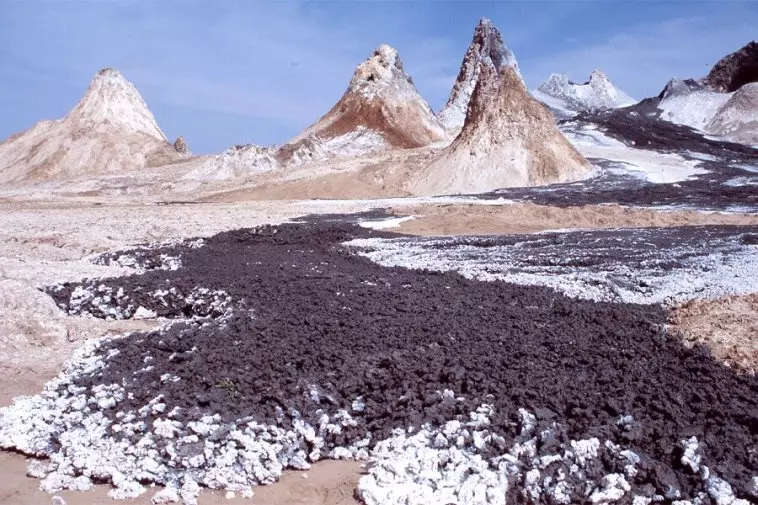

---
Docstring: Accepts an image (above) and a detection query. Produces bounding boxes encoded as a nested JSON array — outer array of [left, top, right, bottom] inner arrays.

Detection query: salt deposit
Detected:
[[346, 225, 758, 305]]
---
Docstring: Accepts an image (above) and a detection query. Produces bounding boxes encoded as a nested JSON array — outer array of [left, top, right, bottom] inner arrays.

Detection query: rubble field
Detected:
[[1, 216, 756, 505]]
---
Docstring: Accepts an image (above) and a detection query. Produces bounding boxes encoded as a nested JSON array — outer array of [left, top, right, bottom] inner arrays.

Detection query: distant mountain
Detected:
[[439, 18, 522, 133], [627, 41, 758, 145], [0, 68, 188, 184], [532, 70, 636, 118], [407, 64, 591, 196]]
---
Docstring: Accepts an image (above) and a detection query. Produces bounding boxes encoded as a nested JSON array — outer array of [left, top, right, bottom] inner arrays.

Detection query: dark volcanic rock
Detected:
[[702, 41, 758, 92], [48, 217, 758, 502], [473, 110, 758, 212], [658, 78, 704, 99]]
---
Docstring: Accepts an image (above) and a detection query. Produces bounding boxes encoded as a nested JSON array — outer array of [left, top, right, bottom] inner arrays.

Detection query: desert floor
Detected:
[[1, 197, 756, 504]]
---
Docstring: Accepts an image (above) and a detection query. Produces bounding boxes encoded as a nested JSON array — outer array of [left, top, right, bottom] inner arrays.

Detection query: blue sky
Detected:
[[1, 1, 757, 154]]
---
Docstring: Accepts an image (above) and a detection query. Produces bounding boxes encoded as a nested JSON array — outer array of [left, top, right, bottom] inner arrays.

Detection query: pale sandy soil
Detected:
[[0, 452, 361, 505], [1, 197, 757, 504], [668, 294, 758, 375], [390, 202, 758, 235], [202, 148, 436, 202]]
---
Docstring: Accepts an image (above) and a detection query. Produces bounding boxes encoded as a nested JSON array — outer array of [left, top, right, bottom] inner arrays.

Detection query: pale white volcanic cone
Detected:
[[0, 68, 187, 184], [706, 82, 758, 145]]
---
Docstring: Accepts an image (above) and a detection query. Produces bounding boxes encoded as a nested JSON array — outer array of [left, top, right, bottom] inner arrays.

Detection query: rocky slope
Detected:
[[702, 41, 758, 92], [182, 136, 331, 182], [0, 68, 188, 184], [438, 18, 522, 133], [649, 76, 758, 144], [407, 65, 591, 195], [183, 144, 279, 182], [532, 70, 636, 117], [655, 78, 732, 131], [706, 82, 758, 145], [288, 44, 448, 155], [623, 41, 758, 144]]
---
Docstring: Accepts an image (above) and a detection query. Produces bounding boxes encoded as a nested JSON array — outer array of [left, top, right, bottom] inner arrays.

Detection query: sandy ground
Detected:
[[391, 202, 758, 235], [0, 361, 361, 505], [1, 197, 757, 504], [0, 452, 361, 505], [669, 294, 758, 375], [202, 148, 435, 202]]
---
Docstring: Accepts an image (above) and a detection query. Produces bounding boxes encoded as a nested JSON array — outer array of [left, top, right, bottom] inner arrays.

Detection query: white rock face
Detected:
[[705, 82, 758, 144], [656, 78, 733, 132], [0, 68, 187, 184], [439, 18, 522, 133], [288, 44, 448, 154], [183, 144, 278, 182], [532, 70, 636, 117], [69, 68, 167, 139], [407, 65, 591, 196]]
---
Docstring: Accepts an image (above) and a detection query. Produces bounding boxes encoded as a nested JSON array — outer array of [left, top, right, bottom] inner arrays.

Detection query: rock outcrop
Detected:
[[532, 70, 636, 117], [654, 78, 732, 131], [407, 65, 592, 196], [184, 144, 278, 182], [627, 41, 758, 141], [0, 68, 187, 184], [173, 136, 190, 155], [439, 18, 522, 133], [702, 41, 758, 93], [288, 44, 448, 155], [706, 82, 758, 144], [183, 135, 335, 182]]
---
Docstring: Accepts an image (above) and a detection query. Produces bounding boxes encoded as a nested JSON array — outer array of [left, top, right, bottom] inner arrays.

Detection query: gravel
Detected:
[[1, 217, 755, 504]]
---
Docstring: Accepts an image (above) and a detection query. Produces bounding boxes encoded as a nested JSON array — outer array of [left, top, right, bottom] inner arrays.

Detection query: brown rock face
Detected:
[[287, 45, 448, 153], [438, 18, 522, 132], [173, 136, 189, 154], [406, 65, 591, 196], [702, 41, 758, 92]]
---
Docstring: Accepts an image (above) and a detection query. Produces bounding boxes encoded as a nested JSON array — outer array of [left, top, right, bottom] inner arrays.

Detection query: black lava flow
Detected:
[[48, 218, 758, 501], [470, 112, 758, 212]]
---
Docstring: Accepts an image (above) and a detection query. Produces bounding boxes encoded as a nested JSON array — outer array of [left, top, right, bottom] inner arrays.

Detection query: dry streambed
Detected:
[[0, 217, 756, 505]]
